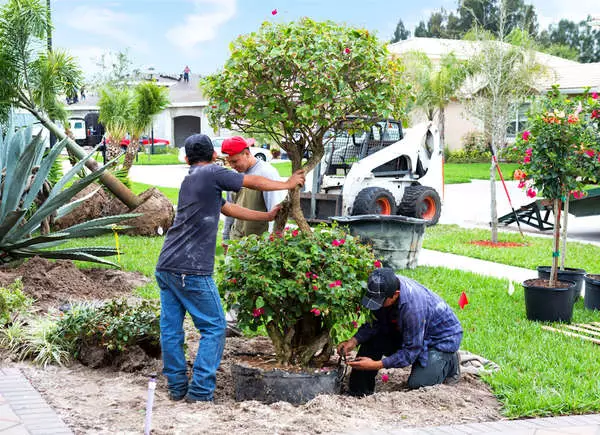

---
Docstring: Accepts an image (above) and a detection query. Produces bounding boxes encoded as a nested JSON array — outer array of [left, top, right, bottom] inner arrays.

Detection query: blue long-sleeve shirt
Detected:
[[353, 276, 463, 369]]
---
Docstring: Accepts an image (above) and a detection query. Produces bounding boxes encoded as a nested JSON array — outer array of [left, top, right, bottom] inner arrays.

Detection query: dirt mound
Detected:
[[0, 257, 150, 311]]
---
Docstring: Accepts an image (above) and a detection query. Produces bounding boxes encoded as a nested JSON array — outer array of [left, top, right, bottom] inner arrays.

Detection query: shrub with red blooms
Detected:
[[218, 223, 377, 367], [513, 86, 600, 284]]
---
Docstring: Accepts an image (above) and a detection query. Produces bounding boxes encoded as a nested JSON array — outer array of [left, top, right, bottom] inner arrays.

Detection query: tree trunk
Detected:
[[35, 111, 142, 209], [560, 196, 569, 271], [439, 107, 446, 148], [490, 156, 498, 243], [122, 136, 139, 172], [550, 198, 562, 287]]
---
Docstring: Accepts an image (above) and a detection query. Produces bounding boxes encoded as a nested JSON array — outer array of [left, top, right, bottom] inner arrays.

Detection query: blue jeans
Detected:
[[155, 271, 226, 401]]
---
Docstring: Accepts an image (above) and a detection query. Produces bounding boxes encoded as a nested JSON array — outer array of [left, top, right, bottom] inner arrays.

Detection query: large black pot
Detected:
[[584, 274, 600, 311], [231, 362, 342, 405], [523, 278, 576, 323], [537, 266, 586, 300]]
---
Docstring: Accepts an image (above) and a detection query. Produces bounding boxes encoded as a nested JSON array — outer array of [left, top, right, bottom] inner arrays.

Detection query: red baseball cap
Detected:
[[221, 136, 256, 155]]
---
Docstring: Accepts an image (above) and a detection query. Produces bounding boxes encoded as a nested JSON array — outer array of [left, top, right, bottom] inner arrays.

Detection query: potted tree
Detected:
[[220, 224, 378, 403], [514, 86, 600, 322], [202, 18, 409, 403]]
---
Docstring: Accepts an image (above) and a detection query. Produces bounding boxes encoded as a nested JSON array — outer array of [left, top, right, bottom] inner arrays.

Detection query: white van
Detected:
[[68, 117, 86, 146]]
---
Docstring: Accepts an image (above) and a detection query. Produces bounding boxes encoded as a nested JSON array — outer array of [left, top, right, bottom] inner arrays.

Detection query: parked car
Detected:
[[178, 136, 272, 163], [120, 136, 170, 147]]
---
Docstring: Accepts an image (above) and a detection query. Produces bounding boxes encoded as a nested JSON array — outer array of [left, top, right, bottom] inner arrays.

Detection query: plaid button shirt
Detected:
[[353, 276, 463, 369]]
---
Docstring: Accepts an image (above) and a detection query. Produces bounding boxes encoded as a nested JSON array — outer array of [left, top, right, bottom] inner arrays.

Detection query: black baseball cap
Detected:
[[362, 267, 400, 310], [184, 134, 214, 163]]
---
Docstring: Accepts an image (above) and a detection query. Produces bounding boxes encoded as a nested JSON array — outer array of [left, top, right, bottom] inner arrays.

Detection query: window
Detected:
[[506, 103, 530, 137]]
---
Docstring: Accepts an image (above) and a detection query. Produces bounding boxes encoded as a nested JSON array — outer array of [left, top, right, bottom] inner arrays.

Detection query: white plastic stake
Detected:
[[144, 374, 157, 435]]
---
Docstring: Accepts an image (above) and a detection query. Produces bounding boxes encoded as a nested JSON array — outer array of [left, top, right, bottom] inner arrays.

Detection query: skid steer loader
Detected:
[[299, 120, 444, 225]]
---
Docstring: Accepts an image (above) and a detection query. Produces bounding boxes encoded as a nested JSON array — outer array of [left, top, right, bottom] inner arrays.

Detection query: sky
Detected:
[[37, 0, 600, 79]]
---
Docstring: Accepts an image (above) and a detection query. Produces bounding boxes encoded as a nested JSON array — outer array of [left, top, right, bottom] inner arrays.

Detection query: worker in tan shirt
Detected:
[[221, 136, 285, 252]]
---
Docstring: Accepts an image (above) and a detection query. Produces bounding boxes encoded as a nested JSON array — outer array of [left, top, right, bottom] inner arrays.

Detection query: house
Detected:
[[388, 37, 600, 150], [67, 73, 221, 148]]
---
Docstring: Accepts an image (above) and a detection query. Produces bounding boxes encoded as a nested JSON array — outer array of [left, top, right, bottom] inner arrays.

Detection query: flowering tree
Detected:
[[220, 224, 377, 367], [201, 18, 409, 233], [514, 86, 600, 286]]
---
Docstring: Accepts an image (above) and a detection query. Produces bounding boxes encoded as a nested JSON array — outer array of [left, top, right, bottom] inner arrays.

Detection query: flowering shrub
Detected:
[[513, 86, 600, 284], [219, 223, 377, 367]]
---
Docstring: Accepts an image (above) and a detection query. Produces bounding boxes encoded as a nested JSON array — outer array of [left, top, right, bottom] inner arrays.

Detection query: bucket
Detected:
[[332, 214, 426, 269]]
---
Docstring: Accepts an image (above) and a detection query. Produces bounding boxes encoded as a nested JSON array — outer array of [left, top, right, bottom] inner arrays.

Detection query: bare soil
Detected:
[[469, 240, 529, 248], [1, 258, 504, 434]]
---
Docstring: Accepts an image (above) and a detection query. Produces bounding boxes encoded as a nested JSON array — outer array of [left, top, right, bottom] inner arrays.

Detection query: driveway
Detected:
[[129, 165, 600, 244]]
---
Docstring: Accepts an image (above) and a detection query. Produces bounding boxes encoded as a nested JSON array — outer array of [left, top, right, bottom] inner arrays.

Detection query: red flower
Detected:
[[517, 180, 526, 189], [211, 105, 217, 109], [592, 92, 599, 100], [351, 321, 358, 329], [292, 229, 299, 237], [374, 260, 382, 268], [224, 99, 228, 103], [525, 148, 533, 156], [344, 47, 351, 54], [269, 234, 275, 242], [335, 280, 342, 286], [523, 155, 531, 164], [572, 191, 586, 199], [585, 149, 595, 158], [331, 239, 340, 246], [310, 308, 321, 316], [526, 188, 537, 198], [522, 131, 531, 141], [305, 272, 312, 278], [329, 282, 336, 288], [229, 278, 237, 284], [271, 8, 277, 15], [591, 110, 599, 119], [339, 239, 346, 245], [567, 114, 579, 124], [252, 308, 265, 317], [381, 374, 389, 383], [312, 273, 319, 279], [312, 285, 318, 291]]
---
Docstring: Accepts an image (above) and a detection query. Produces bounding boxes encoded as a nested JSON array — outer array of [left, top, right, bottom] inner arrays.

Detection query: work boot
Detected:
[[444, 351, 461, 385]]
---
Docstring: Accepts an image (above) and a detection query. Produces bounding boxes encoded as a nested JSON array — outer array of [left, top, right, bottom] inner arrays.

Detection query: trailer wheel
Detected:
[[351, 187, 396, 215], [398, 185, 441, 225]]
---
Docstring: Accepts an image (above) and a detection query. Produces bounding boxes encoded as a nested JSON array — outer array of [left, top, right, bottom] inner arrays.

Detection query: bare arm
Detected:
[[221, 202, 281, 222], [243, 170, 305, 191]]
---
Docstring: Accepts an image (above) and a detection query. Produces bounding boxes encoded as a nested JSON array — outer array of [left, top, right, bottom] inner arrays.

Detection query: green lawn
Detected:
[[130, 181, 179, 204], [444, 162, 520, 184], [423, 224, 600, 274]]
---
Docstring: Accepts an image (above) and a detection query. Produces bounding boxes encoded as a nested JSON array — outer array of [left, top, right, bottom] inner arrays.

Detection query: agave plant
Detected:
[[0, 124, 138, 266]]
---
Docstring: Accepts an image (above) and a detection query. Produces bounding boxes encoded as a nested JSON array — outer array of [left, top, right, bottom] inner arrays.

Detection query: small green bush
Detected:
[[445, 131, 492, 163], [55, 299, 160, 355], [0, 279, 32, 326]]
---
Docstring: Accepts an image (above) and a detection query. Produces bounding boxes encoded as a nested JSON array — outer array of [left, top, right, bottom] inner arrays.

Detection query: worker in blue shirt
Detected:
[[337, 267, 463, 395]]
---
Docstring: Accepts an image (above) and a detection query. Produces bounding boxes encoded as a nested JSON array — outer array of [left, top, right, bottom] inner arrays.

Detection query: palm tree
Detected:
[[125, 82, 170, 172], [98, 86, 134, 162], [400, 50, 468, 147], [0, 0, 141, 209]]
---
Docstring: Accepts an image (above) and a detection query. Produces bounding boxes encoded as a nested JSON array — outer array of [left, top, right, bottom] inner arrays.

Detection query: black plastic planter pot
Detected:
[[537, 266, 586, 300], [584, 274, 600, 311], [231, 362, 342, 405], [523, 278, 576, 323], [331, 214, 426, 269]]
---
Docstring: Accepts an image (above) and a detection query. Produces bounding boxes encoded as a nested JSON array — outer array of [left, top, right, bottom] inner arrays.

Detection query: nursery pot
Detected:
[[523, 278, 576, 323], [584, 274, 600, 311], [331, 214, 426, 269], [231, 362, 342, 405], [537, 266, 586, 300]]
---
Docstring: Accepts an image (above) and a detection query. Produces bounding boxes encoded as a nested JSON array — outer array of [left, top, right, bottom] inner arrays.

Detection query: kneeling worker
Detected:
[[337, 267, 462, 395]]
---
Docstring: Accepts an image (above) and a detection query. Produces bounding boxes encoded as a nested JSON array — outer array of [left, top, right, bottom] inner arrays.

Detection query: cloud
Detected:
[[65, 6, 149, 53], [165, 0, 236, 51]]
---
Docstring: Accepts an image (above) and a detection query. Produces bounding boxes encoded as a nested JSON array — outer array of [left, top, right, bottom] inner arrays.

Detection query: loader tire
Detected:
[[351, 187, 396, 216], [398, 185, 441, 225]]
